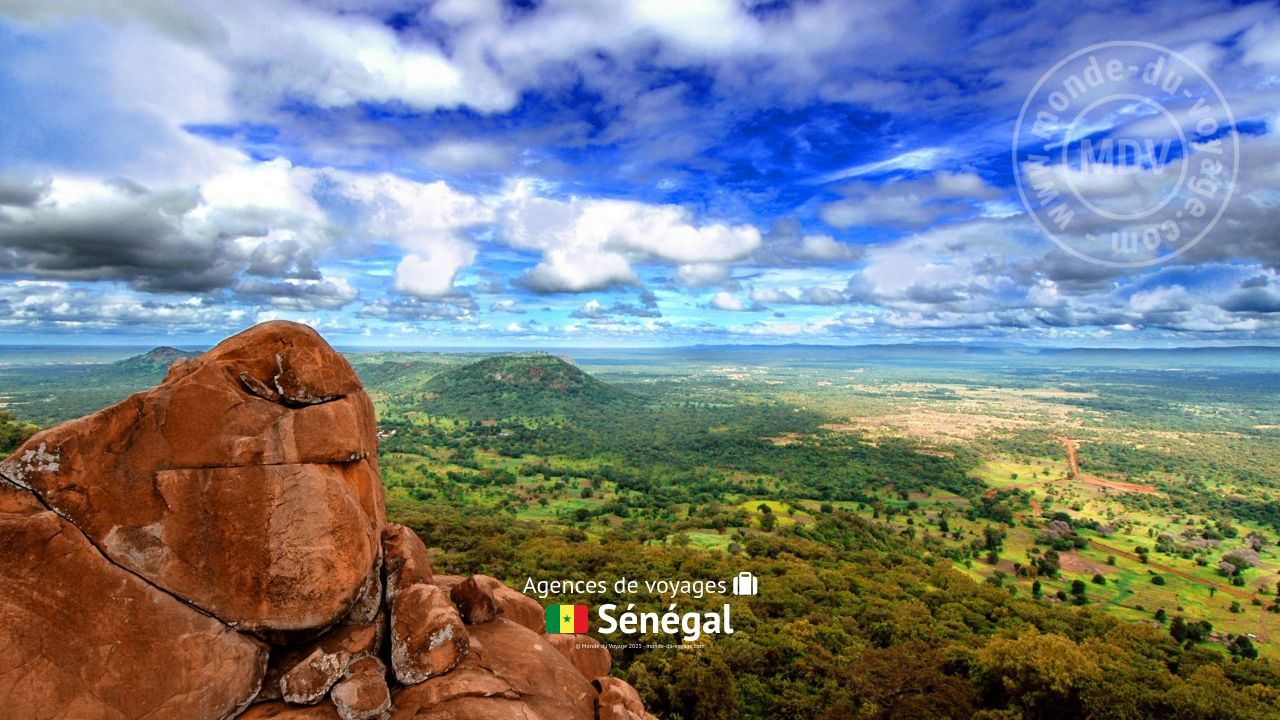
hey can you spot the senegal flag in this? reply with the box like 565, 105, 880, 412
546, 604, 588, 634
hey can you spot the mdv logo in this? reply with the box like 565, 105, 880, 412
1077, 138, 1181, 175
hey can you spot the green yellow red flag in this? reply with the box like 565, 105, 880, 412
546, 604, 588, 633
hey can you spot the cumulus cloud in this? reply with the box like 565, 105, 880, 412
501, 182, 761, 293
393, 243, 477, 299
749, 287, 795, 305
332, 171, 493, 299
0, 177, 51, 207
753, 220, 862, 267
710, 291, 758, 312
1222, 287, 1280, 314
570, 291, 662, 320
357, 295, 476, 322
517, 249, 640, 293
750, 284, 847, 306
0, 280, 240, 332
674, 263, 733, 288
232, 277, 357, 310
3, 0, 1280, 343
799, 286, 847, 305
570, 299, 608, 319
0, 160, 338, 298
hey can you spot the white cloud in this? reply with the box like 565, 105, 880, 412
0, 280, 237, 332
518, 249, 639, 293
749, 287, 795, 304
814, 147, 947, 184
1241, 19, 1280, 70
215, 0, 513, 113
571, 299, 606, 319
197, 157, 322, 216
501, 181, 760, 293
233, 276, 357, 310
332, 171, 493, 298
791, 235, 856, 261
488, 298, 523, 313
710, 291, 746, 311
675, 262, 732, 287
1128, 285, 1193, 314
0, 158, 338, 295
392, 243, 476, 299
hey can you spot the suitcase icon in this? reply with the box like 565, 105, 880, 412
731, 572, 758, 596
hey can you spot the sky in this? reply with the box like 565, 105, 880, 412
0, 0, 1278, 347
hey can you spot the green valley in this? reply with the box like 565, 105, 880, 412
4, 343, 1280, 719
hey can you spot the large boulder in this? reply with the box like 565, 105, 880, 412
0, 481, 267, 720
0, 321, 385, 635
260, 614, 386, 703
392, 619, 597, 719
0, 321, 655, 720
240, 703, 340, 719
451, 574, 545, 633
330, 656, 392, 720
389, 583, 470, 684
382, 523, 434, 598
545, 633, 612, 681
595, 676, 658, 720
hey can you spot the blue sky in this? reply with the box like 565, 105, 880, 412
0, 0, 1278, 347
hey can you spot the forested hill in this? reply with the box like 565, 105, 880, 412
421, 354, 632, 419
95, 346, 199, 383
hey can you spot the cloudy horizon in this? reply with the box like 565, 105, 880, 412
1, 0, 1278, 347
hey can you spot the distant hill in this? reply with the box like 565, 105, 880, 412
90, 346, 200, 385
421, 354, 630, 419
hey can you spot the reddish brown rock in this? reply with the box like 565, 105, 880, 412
0, 321, 385, 635
431, 574, 465, 592
0, 320, 658, 720
344, 558, 384, 626
390, 583, 469, 684
595, 676, 654, 720
131, 462, 377, 634
450, 575, 497, 624
280, 648, 348, 705
392, 619, 598, 719
260, 612, 386, 703
240, 703, 341, 719
545, 633, 612, 681
331, 656, 392, 720
382, 523, 433, 599
0, 481, 267, 720
487, 578, 546, 633
450, 574, 544, 633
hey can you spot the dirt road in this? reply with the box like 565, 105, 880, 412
1054, 435, 1158, 494
1085, 537, 1257, 601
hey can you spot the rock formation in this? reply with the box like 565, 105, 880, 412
0, 321, 654, 720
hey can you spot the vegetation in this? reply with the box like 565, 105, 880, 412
5, 344, 1280, 719
0, 410, 36, 455
396, 500, 1280, 720
418, 353, 632, 419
